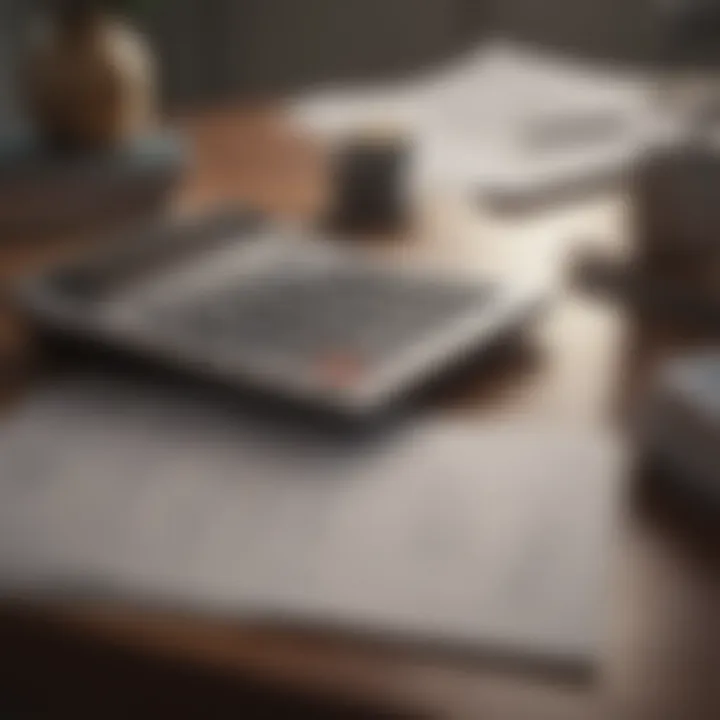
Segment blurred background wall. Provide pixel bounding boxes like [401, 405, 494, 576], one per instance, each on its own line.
[145, 0, 662, 104]
[144, 0, 489, 104]
[0, 0, 669, 120]
[0, 0, 25, 129]
[493, 0, 661, 65]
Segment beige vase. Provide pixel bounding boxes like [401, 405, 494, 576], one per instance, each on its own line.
[23, 8, 157, 151]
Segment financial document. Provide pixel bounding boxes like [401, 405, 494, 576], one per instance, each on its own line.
[0, 372, 622, 671]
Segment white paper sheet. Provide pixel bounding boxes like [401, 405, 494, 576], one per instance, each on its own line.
[0, 372, 623, 669]
[291, 40, 653, 200]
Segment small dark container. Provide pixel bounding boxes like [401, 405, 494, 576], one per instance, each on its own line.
[328, 134, 411, 234]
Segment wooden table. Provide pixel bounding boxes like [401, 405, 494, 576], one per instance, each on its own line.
[1, 106, 719, 720]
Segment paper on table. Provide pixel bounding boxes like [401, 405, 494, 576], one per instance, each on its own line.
[0, 372, 623, 670]
[291, 40, 652, 198]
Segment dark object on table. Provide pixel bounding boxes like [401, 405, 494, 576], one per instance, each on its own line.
[576, 139, 720, 324]
[328, 133, 411, 234]
[639, 352, 720, 524]
[572, 249, 720, 328]
[0, 130, 186, 236]
[633, 142, 720, 268]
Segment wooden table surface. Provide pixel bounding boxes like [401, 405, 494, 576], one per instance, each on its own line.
[1, 106, 719, 720]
